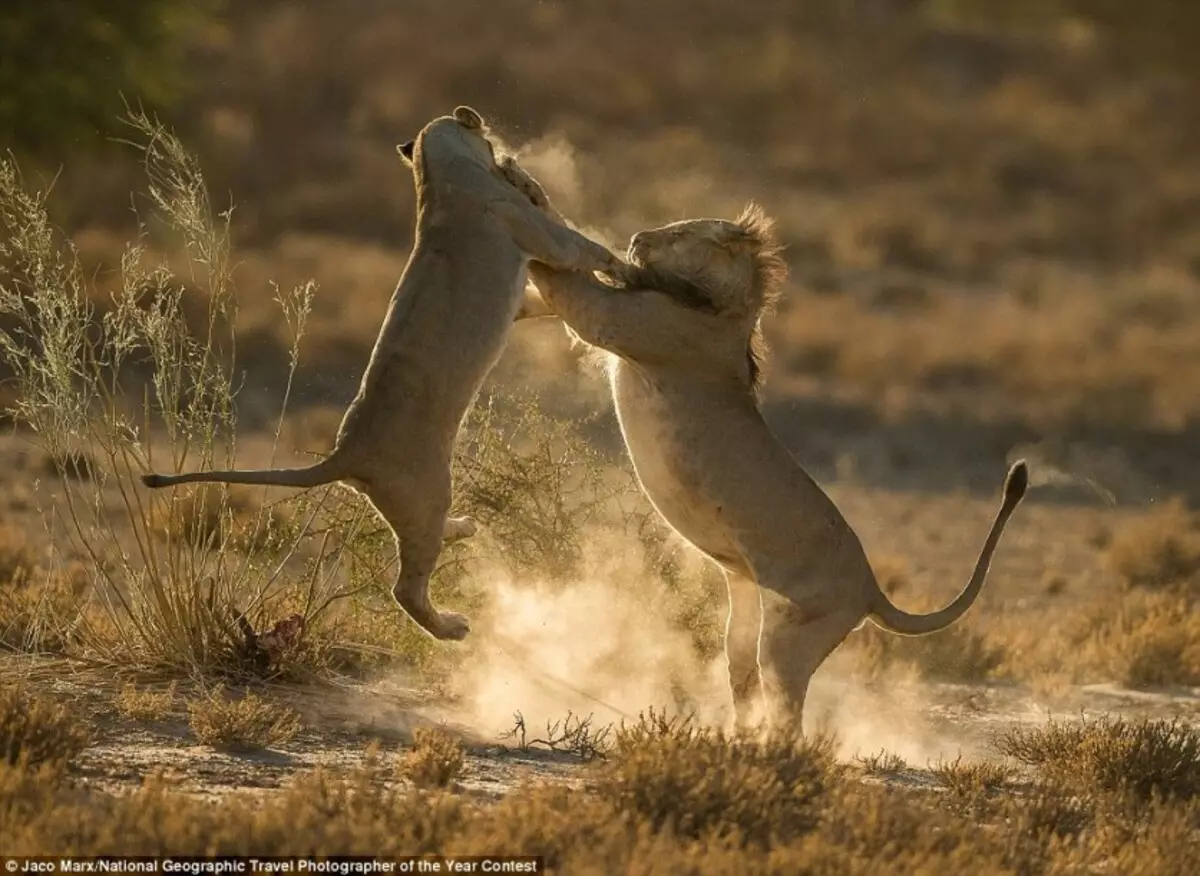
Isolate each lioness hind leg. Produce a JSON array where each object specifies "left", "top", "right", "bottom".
[
  {"left": 392, "top": 535, "right": 471, "bottom": 641},
  {"left": 367, "top": 485, "right": 471, "bottom": 642},
  {"left": 724, "top": 571, "right": 766, "bottom": 731}
]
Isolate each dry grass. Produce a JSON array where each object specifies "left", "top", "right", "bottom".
[
  {"left": 0, "top": 710, "right": 1198, "bottom": 872},
  {"left": 187, "top": 686, "right": 301, "bottom": 752},
  {"left": 930, "top": 753, "right": 1013, "bottom": 796},
  {"left": 998, "top": 715, "right": 1200, "bottom": 801},
  {"left": 602, "top": 712, "right": 836, "bottom": 848},
  {"left": 1108, "top": 499, "right": 1200, "bottom": 595},
  {"left": 401, "top": 727, "right": 465, "bottom": 790},
  {"left": 855, "top": 749, "right": 908, "bottom": 775},
  {"left": 849, "top": 618, "right": 1007, "bottom": 684},
  {"left": 114, "top": 682, "right": 177, "bottom": 723},
  {"left": 0, "top": 685, "right": 91, "bottom": 767}
]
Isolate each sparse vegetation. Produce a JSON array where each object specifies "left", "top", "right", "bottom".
[
  {"left": 0, "top": 686, "right": 91, "bottom": 766},
  {"left": 114, "top": 682, "right": 177, "bottom": 723},
  {"left": 850, "top": 617, "right": 1007, "bottom": 683},
  {"left": 187, "top": 686, "right": 300, "bottom": 752},
  {"left": 930, "top": 753, "right": 1013, "bottom": 795},
  {"left": 5, "top": 1, "right": 1200, "bottom": 868},
  {"left": 856, "top": 749, "right": 908, "bottom": 775},
  {"left": 401, "top": 727, "right": 465, "bottom": 790},
  {"left": 998, "top": 715, "right": 1200, "bottom": 801}
]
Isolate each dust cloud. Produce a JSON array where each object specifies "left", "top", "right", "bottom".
[{"left": 439, "top": 532, "right": 731, "bottom": 740}]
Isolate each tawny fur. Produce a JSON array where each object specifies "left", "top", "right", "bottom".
[
  {"left": 141, "top": 105, "right": 621, "bottom": 642},
  {"left": 526, "top": 205, "right": 1028, "bottom": 727}
]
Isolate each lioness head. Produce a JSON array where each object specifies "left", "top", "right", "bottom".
[
  {"left": 626, "top": 204, "right": 787, "bottom": 396},
  {"left": 396, "top": 105, "right": 500, "bottom": 174}
]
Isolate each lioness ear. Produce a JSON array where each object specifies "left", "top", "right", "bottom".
[
  {"left": 453, "top": 106, "right": 484, "bottom": 130},
  {"left": 396, "top": 141, "right": 415, "bottom": 166}
]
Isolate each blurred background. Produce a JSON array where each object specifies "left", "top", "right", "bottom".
[{"left": 6, "top": 0, "right": 1200, "bottom": 504}]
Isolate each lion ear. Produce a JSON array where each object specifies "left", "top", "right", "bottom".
[
  {"left": 716, "top": 223, "right": 757, "bottom": 251},
  {"left": 396, "top": 141, "right": 415, "bottom": 166},
  {"left": 453, "top": 106, "right": 484, "bottom": 130}
]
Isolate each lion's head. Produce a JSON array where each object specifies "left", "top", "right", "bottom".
[
  {"left": 396, "top": 105, "right": 503, "bottom": 176},
  {"left": 624, "top": 204, "right": 787, "bottom": 397}
]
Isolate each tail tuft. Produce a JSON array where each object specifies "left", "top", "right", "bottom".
[
  {"left": 1004, "top": 460, "right": 1029, "bottom": 504},
  {"left": 142, "top": 473, "right": 168, "bottom": 489}
]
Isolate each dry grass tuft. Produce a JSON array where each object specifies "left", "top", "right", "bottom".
[
  {"left": 850, "top": 619, "right": 1007, "bottom": 683},
  {"left": 930, "top": 753, "right": 1013, "bottom": 796},
  {"left": 998, "top": 715, "right": 1200, "bottom": 801},
  {"left": 401, "top": 727, "right": 466, "bottom": 790},
  {"left": 1108, "top": 499, "right": 1200, "bottom": 594},
  {"left": 114, "top": 683, "right": 177, "bottom": 723},
  {"left": 187, "top": 686, "right": 300, "bottom": 752},
  {"left": 855, "top": 748, "right": 907, "bottom": 775},
  {"left": 602, "top": 710, "right": 836, "bottom": 848},
  {"left": 0, "top": 685, "right": 91, "bottom": 767}
]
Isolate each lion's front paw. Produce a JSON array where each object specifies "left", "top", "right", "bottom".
[{"left": 432, "top": 611, "right": 471, "bottom": 641}]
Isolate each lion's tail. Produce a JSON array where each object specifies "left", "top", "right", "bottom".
[
  {"left": 141, "top": 454, "right": 347, "bottom": 491},
  {"left": 866, "top": 460, "right": 1028, "bottom": 637}
]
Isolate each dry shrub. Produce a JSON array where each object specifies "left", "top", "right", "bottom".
[
  {"left": 1078, "top": 591, "right": 1200, "bottom": 688},
  {"left": 187, "top": 686, "right": 300, "bottom": 752},
  {"left": 855, "top": 749, "right": 907, "bottom": 775},
  {"left": 1, "top": 718, "right": 1199, "bottom": 872},
  {"left": 0, "top": 686, "right": 91, "bottom": 767},
  {"left": 114, "top": 683, "right": 177, "bottom": 723},
  {"left": 930, "top": 753, "right": 1013, "bottom": 796},
  {"left": 850, "top": 618, "right": 1007, "bottom": 683},
  {"left": 402, "top": 727, "right": 465, "bottom": 790},
  {"left": 602, "top": 710, "right": 836, "bottom": 848},
  {"left": 1108, "top": 499, "right": 1200, "bottom": 594},
  {"left": 0, "top": 567, "right": 88, "bottom": 655},
  {"left": 998, "top": 715, "right": 1200, "bottom": 802},
  {"left": 0, "top": 521, "right": 37, "bottom": 585}
]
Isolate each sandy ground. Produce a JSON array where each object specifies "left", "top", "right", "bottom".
[{"left": 7, "top": 476, "right": 1194, "bottom": 805}]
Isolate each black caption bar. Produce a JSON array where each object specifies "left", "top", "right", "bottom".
[{"left": 2, "top": 859, "right": 543, "bottom": 875}]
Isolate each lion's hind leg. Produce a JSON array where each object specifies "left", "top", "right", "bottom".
[
  {"left": 759, "top": 587, "right": 861, "bottom": 730},
  {"left": 724, "top": 571, "right": 766, "bottom": 731}
]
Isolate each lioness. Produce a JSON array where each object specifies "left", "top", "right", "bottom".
[
  {"left": 525, "top": 206, "right": 1028, "bottom": 725},
  {"left": 142, "top": 106, "right": 621, "bottom": 642}
]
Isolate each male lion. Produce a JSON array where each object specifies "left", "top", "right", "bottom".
[
  {"left": 141, "top": 106, "right": 621, "bottom": 642},
  {"left": 524, "top": 206, "right": 1028, "bottom": 726}
]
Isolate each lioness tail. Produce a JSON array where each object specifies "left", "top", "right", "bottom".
[{"left": 141, "top": 455, "right": 345, "bottom": 490}]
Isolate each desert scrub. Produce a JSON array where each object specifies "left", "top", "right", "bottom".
[
  {"left": 401, "top": 726, "right": 465, "bottom": 789},
  {"left": 0, "top": 116, "right": 440, "bottom": 678},
  {"left": 998, "top": 715, "right": 1200, "bottom": 801},
  {"left": 114, "top": 682, "right": 177, "bottom": 723},
  {"left": 929, "top": 753, "right": 1013, "bottom": 796},
  {"left": 0, "top": 685, "right": 91, "bottom": 766},
  {"left": 848, "top": 616, "right": 1006, "bottom": 683},
  {"left": 601, "top": 710, "right": 837, "bottom": 848},
  {"left": 1075, "top": 590, "right": 1200, "bottom": 688},
  {"left": 1108, "top": 498, "right": 1200, "bottom": 594},
  {"left": 187, "top": 685, "right": 300, "bottom": 752},
  {"left": 0, "top": 566, "right": 88, "bottom": 655}
]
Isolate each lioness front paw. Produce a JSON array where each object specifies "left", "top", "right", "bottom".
[
  {"left": 498, "top": 156, "right": 552, "bottom": 210},
  {"left": 432, "top": 611, "right": 472, "bottom": 642},
  {"left": 442, "top": 515, "right": 478, "bottom": 543}
]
